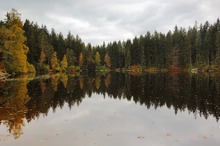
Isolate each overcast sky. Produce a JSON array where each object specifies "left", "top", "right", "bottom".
[{"left": 0, "top": 0, "right": 219, "bottom": 45}]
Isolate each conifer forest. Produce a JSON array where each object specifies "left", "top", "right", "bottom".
[{"left": 0, "top": 9, "right": 220, "bottom": 75}]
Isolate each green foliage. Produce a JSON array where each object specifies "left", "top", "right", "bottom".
[
  {"left": 75, "top": 66, "right": 81, "bottom": 71},
  {"left": 37, "top": 63, "right": 50, "bottom": 73},
  {"left": 1, "top": 10, "right": 220, "bottom": 73},
  {"left": 96, "top": 65, "right": 110, "bottom": 71},
  {"left": 91, "top": 18, "right": 220, "bottom": 72},
  {"left": 38, "top": 30, "right": 54, "bottom": 65},
  {"left": 66, "top": 48, "right": 75, "bottom": 67}
]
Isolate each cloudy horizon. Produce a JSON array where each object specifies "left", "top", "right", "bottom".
[{"left": 0, "top": 0, "right": 219, "bottom": 45}]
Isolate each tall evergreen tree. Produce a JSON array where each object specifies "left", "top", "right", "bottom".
[
  {"left": 38, "top": 30, "right": 54, "bottom": 66},
  {"left": 124, "top": 39, "right": 131, "bottom": 68}
]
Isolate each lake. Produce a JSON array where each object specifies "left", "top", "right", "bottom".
[{"left": 0, "top": 72, "right": 220, "bottom": 146}]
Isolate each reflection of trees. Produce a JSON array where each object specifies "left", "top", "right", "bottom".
[
  {"left": 18, "top": 73, "right": 220, "bottom": 122},
  {"left": 51, "top": 74, "right": 59, "bottom": 91},
  {"left": 104, "top": 73, "right": 111, "bottom": 88},
  {"left": 60, "top": 74, "right": 68, "bottom": 88},
  {"left": 95, "top": 77, "right": 101, "bottom": 90},
  {"left": 25, "top": 74, "right": 88, "bottom": 122},
  {"left": 1, "top": 72, "right": 220, "bottom": 140},
  {"left": 0, "top": 76, "right": 30, "bottom": 139}
]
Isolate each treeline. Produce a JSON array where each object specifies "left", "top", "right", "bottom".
[
  {"left": 1, "top": 9, "right": 220, "bottom": 75},
  {"left": 24, "top": 17, "right": 220, "bottom": 72},
  {"left": 95, "top": 20, "right": 220, "bottom": 72},
  {"left": 0, "top": 9, "right": 91, "bottom": 74}
]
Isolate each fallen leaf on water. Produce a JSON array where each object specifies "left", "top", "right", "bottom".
[
  {"left": 198, "top": 135, "right": 208, "bottom": 140},
  {"left": 203, "top": 136, "right": 208, "bottom": 139},
  {"left": 107, "top": 133, "right": 112, "bottom": 136},
  {"left": 137, "top": 136, "right": 145, "bottom": 139}
]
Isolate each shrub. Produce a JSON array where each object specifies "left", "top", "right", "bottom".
[{"left": 27, "top": 63, "right": 36, "bottom": 73}]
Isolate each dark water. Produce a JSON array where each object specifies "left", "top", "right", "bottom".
[{"left": 0, "top": 72, "right": 220, "bottom": 146}]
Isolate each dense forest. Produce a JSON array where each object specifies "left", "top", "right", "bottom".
[{"left": 0, "top": 9, "right": 220, "bottom": 75}]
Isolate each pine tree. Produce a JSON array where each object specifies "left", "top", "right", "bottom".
[
  {"left": 23, "top": 19, "right": 40, "bottom": 67},
  {"left": 215, "top": 31, "right": 220, "bottom": 65},
  {"left": 66, "top": 48, "right": 75, "bottom": 67},
  {"left": 108, "top": 42, "right": 119, "bottom": 69},
  {"left": 124, "top": 39, "right": 131, "bottom": 68},
  {"left": 38, "top": 30, "right": 54, "bottom": 65},
  {"left": 131, "top": 37, "right": 141, "bottom": 66},
  {"left": 199, "top": 22, "right": 209, "bottom": 65}
]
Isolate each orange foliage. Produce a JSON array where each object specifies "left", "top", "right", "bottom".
[
  {"left": 130, "top": 65, "right": 142, "bottom": 72},
  {"left": 79, "top": 77, "right": 84, "bottom": 89},
  {"left": 0, "top": 76, "right": 30, "bottom": 139},
  {"left": 169, "top": 66, "right": 181, "bottom": 74},
  {"left": 40, "top": 50, "right": 46, "bottom": 66},
  {"left": 51, "top": 74, "right": 59, "bottom": 91},
  {"left": 79, "top": 52, "right": 83, "bottom": 67}
]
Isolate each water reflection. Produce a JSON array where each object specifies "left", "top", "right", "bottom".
[
  {"left": 0, "top": 72, "right": 220, "bottom": 139},
  {"left": 0, "top": 75, "right": 34, "bottom": 139}
]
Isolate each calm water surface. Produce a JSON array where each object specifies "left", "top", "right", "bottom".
[{"left": 0, "top": 72, "right": 220, "bottom": 146}]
